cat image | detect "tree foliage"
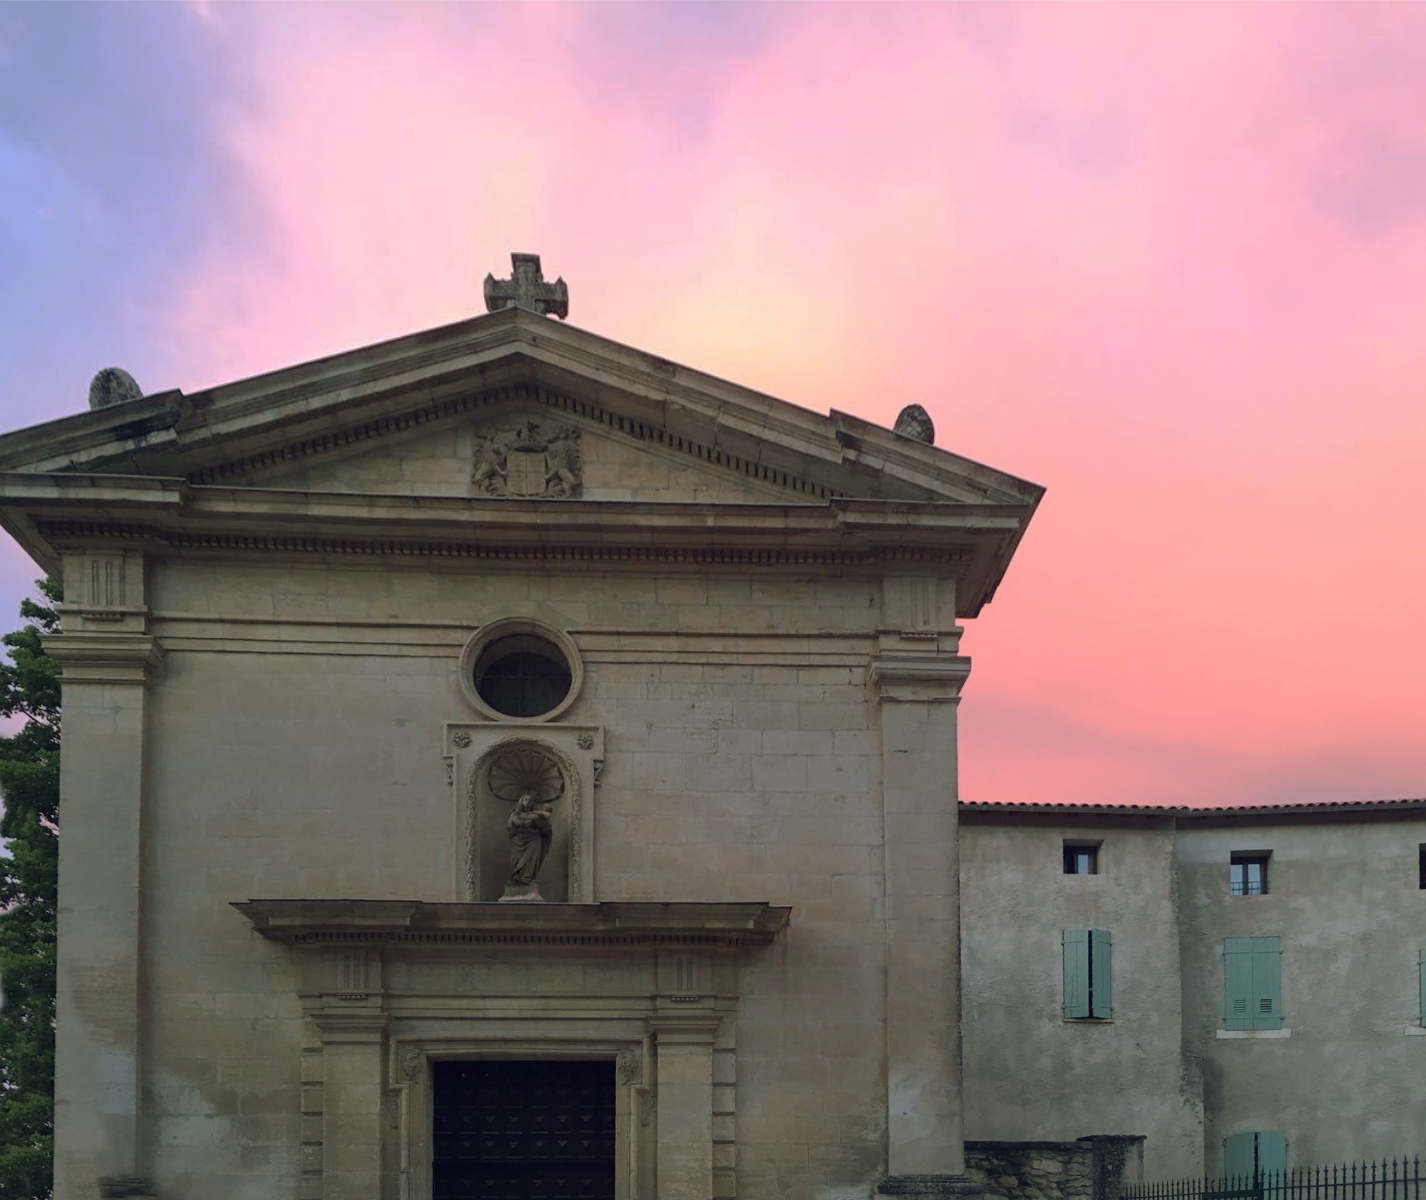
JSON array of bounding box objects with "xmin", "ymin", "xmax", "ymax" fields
[{"xmin": 0, "ymin": 579, "xmax": 60, "ymax": 1200}]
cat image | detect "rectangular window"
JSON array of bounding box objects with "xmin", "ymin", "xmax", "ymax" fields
[
  {"xmin": 1062, "ymin": 929, "xmax": 1112, "ymax": 1019},
  {"xmin": 1230, "ymin": 852, "xmax": 1270, "ymax": 896},
  {"xmin": 1063, "ymin": 841, "xmax": 1100, "ymax": 875},
  {"xmin": 1418, "ymin": 844, "xmax": 1425, "ymax": 889},
  {"xmin": 1224, "ymin": 937, "xmax": 1282, "ymax": 1030},
  {"xmin": 1419, "ymin": 949, "xmax": 1425, "ymax": 1025}
]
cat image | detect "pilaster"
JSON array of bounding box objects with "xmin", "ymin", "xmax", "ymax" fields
[
  {"xmin": 293, "ymin": 947, "xmax": 391, "ymax": 1200},
  {"xmin": 649, "ymin": 1011, "xmax": 722, "ymax": 1200},
  {"xmin": 46, "ymin": 551, "xmax": 161, "ymax": 1199},
  {"xmin": 869, "ymin": 649, "xmax": 971, "ymax": 1186},
  {"xmin": 314, "ymin": 1014, "xmax": 389, "ymax": 1200}
]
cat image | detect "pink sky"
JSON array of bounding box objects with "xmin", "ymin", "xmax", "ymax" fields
[{"xmin": 7, "ymin": 4, "xmax": 1426, "ymax": 807}]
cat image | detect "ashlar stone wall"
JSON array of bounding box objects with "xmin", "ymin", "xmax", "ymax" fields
[{"xmin": 103, "ymin": 552, "xmax": 962, "ymax": 1200}]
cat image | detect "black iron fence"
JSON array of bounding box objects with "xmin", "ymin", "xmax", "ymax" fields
[{"xmin": 1125, "ymin": 1157, "xmax": 1425, "ymax": 1200}]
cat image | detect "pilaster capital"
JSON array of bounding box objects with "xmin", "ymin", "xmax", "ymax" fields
[
  {"xmin": 58, "ymin": 549, "xmax": 151, "ymax": 634},
  {"xmin": 648, "ymin": 1012, "xmax": 723, "ymax": 1045},
  {"xmin": 44, "ymin": 632, "xmax": 163, "ymax": 687},
  {"xmin": 308, "ymin": 1010, "xmax": 390, "ymax": 1043},
  {"xmin": 867, "ymin": 654, "xmax": 971, "ymax": 703}
]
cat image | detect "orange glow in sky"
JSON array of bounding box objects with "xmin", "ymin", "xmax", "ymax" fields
[{"xmin": 3, "ymin": 4, "xmax": 1424, "ymax": 807}]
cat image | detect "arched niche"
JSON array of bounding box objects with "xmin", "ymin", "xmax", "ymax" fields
[
  {"xmin": 444, "ymin": 722, "xmax": 603, "ymax": 903},
  {"xmin": 470, "ymin": 738, "xmax": 577, "ymax": 902}
]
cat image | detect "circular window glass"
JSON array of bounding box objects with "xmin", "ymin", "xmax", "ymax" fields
[
  {"xmin": 473, "ymin": 635, "xmax": 572, "ymax": 719},
  {"xmin": 459, "ymin": 620, "xmax": 582, "ymax": 722}
]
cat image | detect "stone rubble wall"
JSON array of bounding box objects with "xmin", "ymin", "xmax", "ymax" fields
[{"xmin": 964, "ymin": 1136, "xmax": 1146, "ymax": 1200}]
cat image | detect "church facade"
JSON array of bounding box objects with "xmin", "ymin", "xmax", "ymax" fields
[{"xmin": 0, "ymin": 258, "xmax": 1419, "ymax": 1200}]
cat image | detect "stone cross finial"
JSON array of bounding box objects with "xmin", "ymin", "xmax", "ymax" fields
[{"xmin": 483, "ymin": 253, "xmax": 569, "ymax": 319}]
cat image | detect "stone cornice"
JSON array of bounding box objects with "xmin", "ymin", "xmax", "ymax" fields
[
  {"xmin": 43, "ymin": 632, "xmax": 163, "ymax": 686},
  {"xmin": 867, "ymin": 653, "xmax": 972, "ymax": 702},
  {"xmin": 47, "ymin": 526, "xmax": 974, "ymax": 570},
  {"xmin": 189, "ymin": 382, "xmax": 839, "ymax": 503},
  {"xmin": 6, "ymin": 476, "xmax": 1024, "ymax": 541},
  {"xmin": 0, "ymin": 311, "xmax": 1042, "ymax": 509},
  {"xmin": 0, "ymin": 480, "xmax": 1028, "ymax": 605},
  {"xmin": 0, "ymin": 310, "xmax": 1042, "ymax": 613},
  {"xmin": 232, "ymin": 899, "xmax": 791, "ymax": 951}
]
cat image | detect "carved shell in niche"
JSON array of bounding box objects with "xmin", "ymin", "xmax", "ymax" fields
[{"xmin": 487, "ymin": 745, "xmax": 563, "ymax": 804}]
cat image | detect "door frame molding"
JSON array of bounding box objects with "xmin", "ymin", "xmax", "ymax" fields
[{"xmin": 394, "ymin": 1036, "xmax": 648, "ymax": 1200}]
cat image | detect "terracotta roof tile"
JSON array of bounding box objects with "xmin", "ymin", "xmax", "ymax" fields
[{"xmin": 959, "ymin": 797, "xmax": 1426, "ymax": 817}]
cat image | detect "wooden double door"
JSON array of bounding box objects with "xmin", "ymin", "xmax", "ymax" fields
[{"xmin": 432, "ymin": 1060, "xmax": 616, "ymax": 1200}]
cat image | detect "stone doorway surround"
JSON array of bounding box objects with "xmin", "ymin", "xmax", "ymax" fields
[{"xmin": 233, "ymin": 899, "xmax": 789, "ymax": 1200}]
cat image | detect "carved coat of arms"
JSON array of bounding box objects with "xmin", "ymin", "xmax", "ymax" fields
[{"xmin": 470, "ymin": 419, "xmax": 582, "ymax": 498}]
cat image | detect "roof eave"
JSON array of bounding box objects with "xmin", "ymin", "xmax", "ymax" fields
[{"xmin": 958, "ymin": 799, "xmax": 1426, "ymax": 820}]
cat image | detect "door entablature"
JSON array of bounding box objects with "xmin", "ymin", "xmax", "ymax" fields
[{"xmin": 233, "ymin": 900, "xmax": 787, "ymax": 1200}]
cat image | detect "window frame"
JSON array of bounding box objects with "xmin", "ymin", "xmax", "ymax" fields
[
  {"xmin": 1230, "ymin": 851, "xmax": 1270, "ymax": 897},
  {"xmin": 1062, "ymin": 840, "xmax": 1101, "ymax": 876},
  {"xmin": 457, "ymin": 618, "xmax": 584, "ymax": 724},
  {"xmin": 474, "ymin": 637, "xmax": 574, "ymax": 719}
]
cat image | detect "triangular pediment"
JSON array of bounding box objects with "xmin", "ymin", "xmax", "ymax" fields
[
  {"xmin": 0, "ymin": 307, "xmax": 1040, "ymax": 507},
  {"xmin": 0, "ymin": 307, "xmax": 1044, "ymax": 615}
]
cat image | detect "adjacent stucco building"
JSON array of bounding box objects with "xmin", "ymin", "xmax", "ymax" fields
[
  {"xmin": 961, "ymin": 801, "xmax": 1426, "ymax": 1182},
  {"xmin": 0, "ymin": 259, "xmax": 1419, "ymax": 1200}
]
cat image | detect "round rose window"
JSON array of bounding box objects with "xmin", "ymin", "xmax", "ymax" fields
[{"xmin": 458, "ymin": 619, "xmax": 582, "ymax": 722}]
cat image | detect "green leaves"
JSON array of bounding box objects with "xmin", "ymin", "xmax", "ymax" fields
[{"xmin": 0, "ymin": 578, "xmax": 59, "ymax": 1200}]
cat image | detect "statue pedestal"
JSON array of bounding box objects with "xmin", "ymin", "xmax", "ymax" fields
[{"xmin": 498, "ymin": 883, "xmax": 544, "ymax": 903}]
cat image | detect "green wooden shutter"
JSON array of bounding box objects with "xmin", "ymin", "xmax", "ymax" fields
[
  {"xmin": 1258, "ymin": 1131, "xmax": 1287, "ymax": 1173},
  {"xmin": 1090, "ymin": 929, "xmax": 1113, "ymax": 1018},
  {"xmin": 1261, "ymin": 1131, "xmax": 1288, "ymax": 1200},
  {"xmin": 1224, "ymin": 939, "xmax": 1254, "ymax": 1030},
  {"xmin": 1251, "ymin": 937, "xmax": 1282, "ymax": 1030},
  {"xmin": 1223, "ymin": 1131, "xmax": 1256, "ymax": 1181},
  {"xmin": 1063, "ymin": 930, "xmax": 1089, "ymax": 1018}
]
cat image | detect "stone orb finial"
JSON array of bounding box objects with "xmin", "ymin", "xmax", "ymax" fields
[
  {"xmin": 88, "ymin": 368, "xmax": 143, "ymax": 410},
  {"xmin": 893, "ymin": 403, "xmax": 935, "ymax": 445}
]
